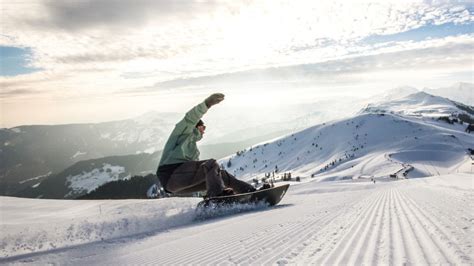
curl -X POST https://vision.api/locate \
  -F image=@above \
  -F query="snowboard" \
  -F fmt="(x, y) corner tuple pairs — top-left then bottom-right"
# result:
(197, 184), (290, 209)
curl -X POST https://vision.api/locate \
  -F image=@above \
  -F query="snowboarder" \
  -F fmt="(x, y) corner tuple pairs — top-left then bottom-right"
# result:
(156, 93), (256, 198)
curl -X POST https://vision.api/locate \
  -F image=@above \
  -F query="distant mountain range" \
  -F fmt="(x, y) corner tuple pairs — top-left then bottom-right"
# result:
(0, 113), (180, 195)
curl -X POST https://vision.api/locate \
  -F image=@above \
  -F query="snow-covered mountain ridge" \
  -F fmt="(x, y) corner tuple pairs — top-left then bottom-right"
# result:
(219, 92), (473, 182)
(362, 91), (470, 118)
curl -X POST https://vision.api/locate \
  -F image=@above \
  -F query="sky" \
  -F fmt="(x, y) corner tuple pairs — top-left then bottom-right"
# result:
(0, 0), (473, 128)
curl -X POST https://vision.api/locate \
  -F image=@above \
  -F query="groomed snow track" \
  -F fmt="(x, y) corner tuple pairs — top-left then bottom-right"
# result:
(3, 176), (471, 265)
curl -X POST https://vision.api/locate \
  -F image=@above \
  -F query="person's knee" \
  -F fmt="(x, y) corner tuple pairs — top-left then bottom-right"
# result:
(221, 169), (233, 178)
(203, 159), (218, 170)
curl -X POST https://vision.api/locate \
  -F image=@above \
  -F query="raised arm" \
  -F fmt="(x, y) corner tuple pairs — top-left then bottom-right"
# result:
(175, 93), (225, 135)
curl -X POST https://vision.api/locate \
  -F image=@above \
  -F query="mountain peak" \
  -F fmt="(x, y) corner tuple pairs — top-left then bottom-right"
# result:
(362, 90), (464, 118)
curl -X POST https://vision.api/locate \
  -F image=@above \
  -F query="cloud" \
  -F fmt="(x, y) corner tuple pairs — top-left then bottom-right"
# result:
(1, 0), (473, 127)
(0, 88), (45, 98)
(3, 1), (471, 75)
(36, 0), (221, 31)
(115, 36), (472, 93)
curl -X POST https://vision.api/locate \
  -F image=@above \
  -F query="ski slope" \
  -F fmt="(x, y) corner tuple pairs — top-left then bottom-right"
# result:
(0, 173), (472, 264)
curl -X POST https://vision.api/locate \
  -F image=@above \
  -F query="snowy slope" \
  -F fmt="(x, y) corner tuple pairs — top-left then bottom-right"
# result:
(64, 164), (131, 198)
(1, 173), (472, 264)
(16, 153), (160, 199)
(219, 111), (472, 182)
(363, 91), (465, 118)
(217, 91), (473, 182)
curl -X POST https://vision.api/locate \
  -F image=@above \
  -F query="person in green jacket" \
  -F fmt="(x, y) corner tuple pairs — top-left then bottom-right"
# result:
(156, 93), (256, 197)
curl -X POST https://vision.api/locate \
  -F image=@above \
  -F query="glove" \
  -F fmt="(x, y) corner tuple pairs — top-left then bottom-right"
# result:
(205, 93), (225, 108)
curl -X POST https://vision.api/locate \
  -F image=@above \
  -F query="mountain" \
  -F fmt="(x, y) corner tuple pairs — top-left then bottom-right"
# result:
(362, 91), (463, 117)
(0, 112), (180, 195)
(16, 152), (161, 199)
(424, 82), (474, 106)
(363, 91), (474, 124)
(78, 174), (158, 199)
(219, 92), (473, 182)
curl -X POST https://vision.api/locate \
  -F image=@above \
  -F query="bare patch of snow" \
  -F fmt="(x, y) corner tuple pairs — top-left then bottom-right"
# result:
(19, 172), (52, 184)
(65, 164), (127, 197)
(71, 151), (87, 159)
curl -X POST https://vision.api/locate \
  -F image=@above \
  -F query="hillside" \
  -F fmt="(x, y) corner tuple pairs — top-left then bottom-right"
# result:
(219, 92), (473, 183)
(15, 153), (161, 199)
(78, 174), (158, 200)
(0, 112), (179, 195)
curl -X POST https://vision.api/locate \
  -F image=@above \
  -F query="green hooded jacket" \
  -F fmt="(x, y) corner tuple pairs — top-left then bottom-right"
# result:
(158, 101), (208, 167)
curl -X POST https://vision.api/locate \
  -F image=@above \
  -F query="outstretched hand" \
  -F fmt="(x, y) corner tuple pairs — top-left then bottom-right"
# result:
(205, 93), (225, 108)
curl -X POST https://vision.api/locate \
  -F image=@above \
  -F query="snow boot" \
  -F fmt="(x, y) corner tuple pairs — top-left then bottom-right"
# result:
(259, 183), (272, 191)
(217, 187), (235, 196)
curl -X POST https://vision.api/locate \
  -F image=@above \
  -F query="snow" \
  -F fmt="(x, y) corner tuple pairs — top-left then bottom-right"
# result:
(100, 133), (111, 139)
(137, 147), (157, 154)
(363, 91), (462, 118)
(216, 91), (472, 184)
(0, 174), (472, 264)
(71, 151), (87, 159)
(0, 196), (199, 259)
(18, 172), (52, 184)
(65, 164), (129, 197)
(218, 112), (472, 183)
(0, 91), (473, 264)
(11, 128), (22, 133)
